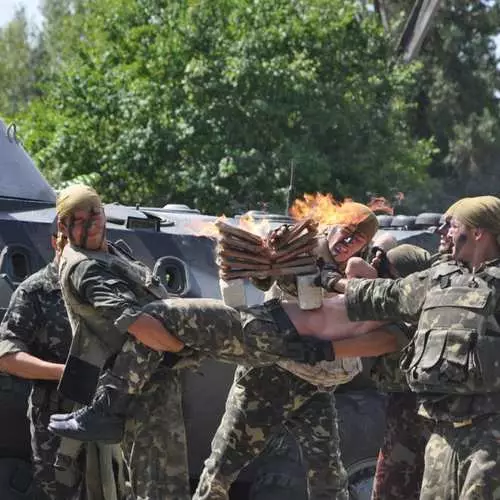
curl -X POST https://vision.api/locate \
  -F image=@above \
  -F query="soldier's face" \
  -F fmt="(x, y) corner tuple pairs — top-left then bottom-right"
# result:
(448, 218), (474, 262)
(327, 226), (369, 263)
(437, 217), (452, 254)
(61, 206), (106, 250)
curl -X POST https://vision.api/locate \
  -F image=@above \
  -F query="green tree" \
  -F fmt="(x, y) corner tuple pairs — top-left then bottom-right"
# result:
(19, 0), (433, 214)
(0, 7), (37, 117)
(385, 0), (500, 209)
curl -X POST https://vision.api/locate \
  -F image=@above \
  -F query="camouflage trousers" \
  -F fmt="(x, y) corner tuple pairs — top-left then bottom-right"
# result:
(102, 340), (190, 500)
(193, 365), (348, 500)
(95, 297), (332, 500)
(122, 368), (190, 500)
(29, 389), (85, 500)
(371, 392), (431, 500)
(142, 298), (333, 367)
(249, 427), (308, 500)
(420, 413), (500, 500)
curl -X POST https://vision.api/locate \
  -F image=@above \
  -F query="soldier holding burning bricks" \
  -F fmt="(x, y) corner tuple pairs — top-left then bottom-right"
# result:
(193, 200), (403, 500)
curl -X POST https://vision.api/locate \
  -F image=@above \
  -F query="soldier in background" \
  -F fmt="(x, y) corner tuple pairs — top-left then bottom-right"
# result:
(369, 218), (453, 500)
(0, 224), (123, 500)
(367, 244), (433, 500)
(330, 196), (500, 499)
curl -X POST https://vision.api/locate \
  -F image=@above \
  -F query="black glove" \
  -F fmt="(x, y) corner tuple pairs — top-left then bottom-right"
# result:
(370, 246), (392, 278)
(313, 258), (343, 292)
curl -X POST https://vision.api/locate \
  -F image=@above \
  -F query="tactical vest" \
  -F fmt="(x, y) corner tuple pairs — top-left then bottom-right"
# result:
(58, 243), (168, 404)
(400, 260), (500, 395)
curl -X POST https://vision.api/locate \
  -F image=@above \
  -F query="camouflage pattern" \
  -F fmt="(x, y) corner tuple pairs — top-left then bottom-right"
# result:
(142, 298), (334, 367)
(346, 259), (500, 500)
(249, 428), (308, 500)
(101, 337), (164, 396)
(270, 281), (362, 389)
(193, 364), (348, 500)
(369, 251), (448, 394)
(368, 246), (438, 500)
(401, 260), (500, 396)
(189, 279), (348, 500)
(58, 243), (168, 404)
(346, 259), (500, 421)
(369, 323), (413, 393)
(420, 414), (500, 500)
(98, 334), (192, 500)
(371, 392), (431, 500)
(60, 248), (191, 499)
(0, 262), (85, 499)
(369, 323), (429, 500)
(122, 367), (190, 500)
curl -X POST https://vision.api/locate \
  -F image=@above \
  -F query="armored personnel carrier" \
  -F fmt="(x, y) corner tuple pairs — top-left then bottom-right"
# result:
(0, 120), (440, 499)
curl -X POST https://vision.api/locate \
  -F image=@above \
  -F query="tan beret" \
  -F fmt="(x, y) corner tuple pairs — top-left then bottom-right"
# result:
(337, 202), (379, 240)
(450, 195), (500, 234)
(56, 184), (102, 219)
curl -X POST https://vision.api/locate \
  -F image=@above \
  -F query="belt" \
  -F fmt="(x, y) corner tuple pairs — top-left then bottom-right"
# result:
(452, 418), (473, 428)
(442, 414), (495, 429)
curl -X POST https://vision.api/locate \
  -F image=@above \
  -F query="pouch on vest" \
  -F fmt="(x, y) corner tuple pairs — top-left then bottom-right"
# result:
(58, 355), (101, 405)
(403, 286), (490, 394)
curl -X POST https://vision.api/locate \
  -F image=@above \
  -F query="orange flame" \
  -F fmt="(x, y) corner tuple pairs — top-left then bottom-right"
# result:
(190, 191), (405, 238)
(238, 213), (271, 237)
(188, 213), (270, 239)
(187, 216), (227, 238)
(289, 193), (372, 231)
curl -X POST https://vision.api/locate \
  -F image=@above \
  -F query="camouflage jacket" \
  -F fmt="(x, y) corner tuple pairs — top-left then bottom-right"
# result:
(368, 252), (446, 393)
(0, 261), (73, 410)
(346, 258), (500, 421)
(0, 261), (71, 363)
(58, 243), (167, 404)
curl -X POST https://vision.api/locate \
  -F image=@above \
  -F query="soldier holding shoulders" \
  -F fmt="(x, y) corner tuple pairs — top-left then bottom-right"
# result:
(330, 195), (500, 499)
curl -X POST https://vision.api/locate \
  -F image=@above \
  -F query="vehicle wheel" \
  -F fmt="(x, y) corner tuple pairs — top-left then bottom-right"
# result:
(347, 457), (377, 500)
(0, 458), (33, 499)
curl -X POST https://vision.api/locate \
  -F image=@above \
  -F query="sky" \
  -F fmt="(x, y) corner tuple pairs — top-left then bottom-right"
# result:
(0, 0), (42, 28)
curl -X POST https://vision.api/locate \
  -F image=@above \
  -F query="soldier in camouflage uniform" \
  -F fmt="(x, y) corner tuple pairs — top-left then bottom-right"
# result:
(366, 244), (434, 500)
(193, 204), (397, 500)
(42, 185), (191, 500)
(331, 196), (500, 500)
(0, 254), (84, 499)
(369, 220), (453, 500)
(0, 226), (124, 500)
(48, 193), (388, 410)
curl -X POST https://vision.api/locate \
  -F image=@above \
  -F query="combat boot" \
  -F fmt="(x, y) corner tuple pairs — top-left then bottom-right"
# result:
(48, 386), (132, 443)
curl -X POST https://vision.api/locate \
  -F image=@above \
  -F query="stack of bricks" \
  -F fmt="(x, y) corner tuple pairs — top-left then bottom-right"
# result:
(216, 219), (318, 280)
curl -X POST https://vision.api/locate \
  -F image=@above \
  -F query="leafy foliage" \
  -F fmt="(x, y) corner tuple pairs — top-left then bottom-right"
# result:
(2, 1), (447, 213)
(390, 0), (500, 209)
(0, 8), (39, 118)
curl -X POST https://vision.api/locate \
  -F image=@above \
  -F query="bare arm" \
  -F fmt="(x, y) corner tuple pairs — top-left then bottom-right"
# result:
(282, 294), (386, 341)
(333, 327), (399, 358)
(0, 352), (64, 381)
(127, 313), (185, 352)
